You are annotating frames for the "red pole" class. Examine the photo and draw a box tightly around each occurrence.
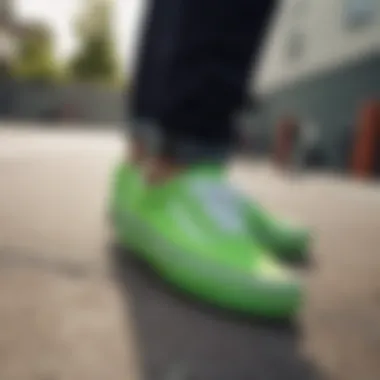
[273,116,298,170]
[352,100,380,178]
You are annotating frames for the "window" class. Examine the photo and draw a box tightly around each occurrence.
[285,31,305,61]
[343,0,376,29]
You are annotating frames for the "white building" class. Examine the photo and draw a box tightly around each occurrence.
[251,0,380,171]
[255,0,380,96]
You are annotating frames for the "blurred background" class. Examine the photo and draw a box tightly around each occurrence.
[1,0,379,175]
[1,1,380,379]
[0,0,141,123]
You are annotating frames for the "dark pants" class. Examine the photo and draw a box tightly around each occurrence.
[128,0,277,162]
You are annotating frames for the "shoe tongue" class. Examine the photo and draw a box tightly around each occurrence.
[187,173,248,235]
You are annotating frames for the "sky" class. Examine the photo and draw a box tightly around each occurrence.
[14,0,145,71]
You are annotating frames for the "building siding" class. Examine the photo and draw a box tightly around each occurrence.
[255,0,380,95]
[256,53,380,170]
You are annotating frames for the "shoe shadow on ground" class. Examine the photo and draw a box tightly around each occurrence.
[109,244,324,380]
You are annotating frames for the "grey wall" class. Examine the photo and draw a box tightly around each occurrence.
[2,82,124,124]
[257,53,380,170]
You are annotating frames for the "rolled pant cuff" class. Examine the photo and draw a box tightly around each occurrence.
[128,118,232,165]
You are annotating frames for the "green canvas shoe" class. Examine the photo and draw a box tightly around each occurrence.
[109,163,304,319]
[109,161,311,264]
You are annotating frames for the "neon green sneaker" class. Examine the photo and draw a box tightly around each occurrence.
[109,161,311,264]
[109,163,303,319]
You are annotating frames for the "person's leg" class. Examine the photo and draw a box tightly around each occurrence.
[127,0,185,165]
[128,0,277,182]
[112,0,310,283]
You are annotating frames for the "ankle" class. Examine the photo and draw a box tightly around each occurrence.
[128,139,148,165]
[144,156,184,185]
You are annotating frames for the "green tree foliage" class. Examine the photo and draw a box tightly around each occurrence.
[12,23,60,83]
[68,0,119,85]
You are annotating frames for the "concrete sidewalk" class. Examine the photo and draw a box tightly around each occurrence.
[0,128,140,380]
[0,127,379,380]
[0,269,139,380]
